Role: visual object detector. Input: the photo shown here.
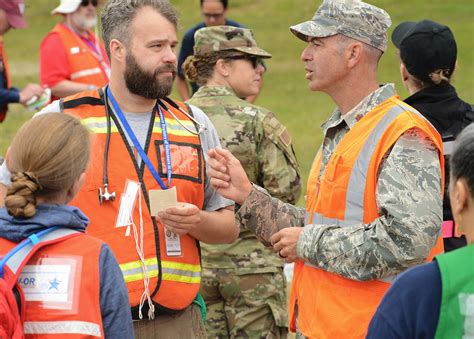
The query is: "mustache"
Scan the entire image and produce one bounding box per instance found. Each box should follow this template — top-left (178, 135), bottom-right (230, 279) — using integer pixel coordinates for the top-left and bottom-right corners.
top-left (155, 64), bottom-right (177, 76)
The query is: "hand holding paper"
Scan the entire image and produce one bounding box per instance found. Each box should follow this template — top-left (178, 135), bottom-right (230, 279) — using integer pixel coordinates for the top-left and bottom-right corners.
top-left (156, 202), bottom-right (201, 236)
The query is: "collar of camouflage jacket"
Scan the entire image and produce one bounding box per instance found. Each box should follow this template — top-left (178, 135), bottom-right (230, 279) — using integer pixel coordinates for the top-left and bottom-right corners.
top-left (321, 83), bottom-right (397, 133)
top-left (192, 85), bottom-right (237, 99)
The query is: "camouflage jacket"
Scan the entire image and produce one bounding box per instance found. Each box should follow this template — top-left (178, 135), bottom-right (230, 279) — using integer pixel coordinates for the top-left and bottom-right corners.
top-left (236, 84), bottom-right (443, 280)
top-left (188, 85), bottom-right (302, 272)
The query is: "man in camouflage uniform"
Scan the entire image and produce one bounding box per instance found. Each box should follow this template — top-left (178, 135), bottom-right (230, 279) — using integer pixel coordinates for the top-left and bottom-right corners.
top-left (206, 1), bottom-right (444, 338)
top-left (186, 26), bottom-right (301, 338)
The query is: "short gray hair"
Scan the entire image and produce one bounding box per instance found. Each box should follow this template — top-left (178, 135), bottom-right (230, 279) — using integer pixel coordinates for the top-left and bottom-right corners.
top-left (451, 124), bottom-right (474, 197)
top-left (336, 34), bottom-right (382, 68)
top-left (101, 0), bottom-right (178, 59)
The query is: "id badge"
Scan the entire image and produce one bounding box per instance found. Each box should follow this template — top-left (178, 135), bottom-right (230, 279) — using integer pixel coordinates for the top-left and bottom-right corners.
top-left (164, 228), bottom-right (182, 257)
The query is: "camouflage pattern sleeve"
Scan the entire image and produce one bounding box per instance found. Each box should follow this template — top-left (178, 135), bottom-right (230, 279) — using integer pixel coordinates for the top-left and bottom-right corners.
top-left (255, 111), bottom-right (302, 204)
top-left (297, 128), bottom-right (443, 281)
top-left (235, 184), bottom-right (306, 247)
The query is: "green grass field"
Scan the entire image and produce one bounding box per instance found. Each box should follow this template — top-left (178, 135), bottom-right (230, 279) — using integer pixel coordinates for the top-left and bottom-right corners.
top-left (1, 0), bottom-right (473, 206)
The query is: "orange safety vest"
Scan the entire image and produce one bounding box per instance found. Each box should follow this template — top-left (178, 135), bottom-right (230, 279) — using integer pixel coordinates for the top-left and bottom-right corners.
top-left (0, 36), bottom-right (12, 122)
top-left (61, 90), bottom-right (205, 316)
top-left (48, 23), bottom-right (109, 87)
top-left (0, 232), bottom-right (105, 338)
top-left (289, 96), bottom-right (445, 338)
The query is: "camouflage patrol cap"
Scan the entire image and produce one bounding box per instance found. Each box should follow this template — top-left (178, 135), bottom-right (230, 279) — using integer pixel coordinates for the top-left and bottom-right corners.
top-left (193, 25), bottom-right (272, 58)
top-left (290, 0), bottom-right (392, 52)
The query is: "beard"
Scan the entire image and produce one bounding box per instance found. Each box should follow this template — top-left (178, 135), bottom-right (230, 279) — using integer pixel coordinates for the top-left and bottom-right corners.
top-left (72, 14), bottom-right (97, 30)
top-left (124, 51), bottom-right (176, 100)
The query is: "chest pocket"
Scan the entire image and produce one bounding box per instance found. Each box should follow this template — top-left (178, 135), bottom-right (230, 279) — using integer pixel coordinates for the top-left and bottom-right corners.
top-left (154, 140), bottom-right (203, 184)
top-left (316, 153), bottom-right (353, 221)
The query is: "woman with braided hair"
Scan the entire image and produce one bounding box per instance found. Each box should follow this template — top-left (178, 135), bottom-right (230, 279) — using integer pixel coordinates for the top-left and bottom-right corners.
top-left (0, 113), bottom-right (134, 338)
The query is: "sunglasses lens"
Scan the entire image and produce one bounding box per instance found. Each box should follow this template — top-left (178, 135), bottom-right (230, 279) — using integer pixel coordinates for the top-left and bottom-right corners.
top-left (81, 0), bottom-right (98, 6)
top-left (251, 57), bottom-right (262, 69)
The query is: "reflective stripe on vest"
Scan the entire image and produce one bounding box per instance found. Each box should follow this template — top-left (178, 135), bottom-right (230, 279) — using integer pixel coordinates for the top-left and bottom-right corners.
top-left (71, 67), bottom-right (103, 80)
top-left (119, 258), bottom-right (201, 284)
top-left (344, 104), bottom-right (406, 222)
top-left (24, 321), bottom-right (101, 337)
top-left (81, 116), bottom-right (198, 136)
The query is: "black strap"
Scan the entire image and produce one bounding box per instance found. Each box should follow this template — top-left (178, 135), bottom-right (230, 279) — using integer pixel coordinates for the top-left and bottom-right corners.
top-left (62, 95), bottom-right (104, 109)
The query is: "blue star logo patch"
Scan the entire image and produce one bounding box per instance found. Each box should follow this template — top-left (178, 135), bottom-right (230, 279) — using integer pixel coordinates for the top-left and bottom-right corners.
top-left (49, 277), bottom-right (61, 291)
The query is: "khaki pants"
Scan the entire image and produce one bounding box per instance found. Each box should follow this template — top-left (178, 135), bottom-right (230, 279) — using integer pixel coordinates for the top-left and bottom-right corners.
top-left (133, 304), bottom-right (206, 339)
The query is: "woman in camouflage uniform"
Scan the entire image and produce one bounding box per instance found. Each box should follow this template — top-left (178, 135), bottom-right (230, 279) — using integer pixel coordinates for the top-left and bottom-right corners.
top-left (183, 25), bottom-right (301, 338)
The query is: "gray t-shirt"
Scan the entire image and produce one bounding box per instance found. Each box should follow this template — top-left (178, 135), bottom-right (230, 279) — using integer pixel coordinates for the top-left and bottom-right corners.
top-left (0, 100), bottom-right (232, 212)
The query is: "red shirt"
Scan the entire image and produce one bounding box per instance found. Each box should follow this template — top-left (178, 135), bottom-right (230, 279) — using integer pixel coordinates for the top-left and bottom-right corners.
top-left (40, 25), bottom-right (110, 88)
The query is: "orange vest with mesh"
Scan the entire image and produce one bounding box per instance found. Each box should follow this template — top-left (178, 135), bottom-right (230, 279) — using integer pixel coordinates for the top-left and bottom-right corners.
top-left (61, 90), bottom-right (205, 316)
top-left (289, 96), bottom-right (445, 338)
top-left (49, 24), bottom-right (109, 88)
top-left (0, 233), bottom-right (105, 338)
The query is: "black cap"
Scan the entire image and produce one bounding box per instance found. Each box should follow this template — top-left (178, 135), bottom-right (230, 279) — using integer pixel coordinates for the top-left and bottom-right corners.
top-left (391, 20), bottom-right (457, 83)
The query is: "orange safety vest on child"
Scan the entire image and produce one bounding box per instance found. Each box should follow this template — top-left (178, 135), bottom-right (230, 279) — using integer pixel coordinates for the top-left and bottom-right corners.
top-left (0, 232), bottom-right (105, 338)
top-left (289, 96), bottom-right (445, 338)
top-left (47, 24), bottom-right (110, 88)
top-left (0, 36), bottom-right (12, 122)
top-left (61, 89), bottom-right (205, 317)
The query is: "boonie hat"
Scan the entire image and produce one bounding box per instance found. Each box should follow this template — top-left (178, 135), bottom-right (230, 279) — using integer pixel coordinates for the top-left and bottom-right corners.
top-left (0, 0), bottom-right (27, 29)
top-left (194, 26), bottom-right (272, 58)
top-left (392, 20), bottom-right (457, 83)
top-left (51, 0), bottom-right (82, 15)
top-left (290, 0), bottom-right (392, 52)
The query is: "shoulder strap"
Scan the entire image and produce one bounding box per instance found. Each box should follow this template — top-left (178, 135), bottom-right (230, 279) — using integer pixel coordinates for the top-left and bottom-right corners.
top-left (0, 227), bottom-right (81, 288)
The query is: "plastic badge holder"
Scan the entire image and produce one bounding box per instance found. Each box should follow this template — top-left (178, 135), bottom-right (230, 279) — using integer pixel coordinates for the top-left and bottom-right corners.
top-left (26, 88), bottom-right (51, 112)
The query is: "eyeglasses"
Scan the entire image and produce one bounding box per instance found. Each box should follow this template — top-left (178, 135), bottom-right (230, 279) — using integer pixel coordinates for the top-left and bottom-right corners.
top-left (202, 12), bottom-right (225, 20)
top-left (225, 55), bottom-right (263, 69)
top-left (81, 0), bottom-right (99, 7)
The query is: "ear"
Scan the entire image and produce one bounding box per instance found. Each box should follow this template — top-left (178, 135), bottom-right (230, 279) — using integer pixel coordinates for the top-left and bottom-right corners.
top-left (109, 39), bottom-right (126, 63)
top-left (400, 62), bottom-right (409, 82)
top-left (346, 42), bottom-right (363, 68)
top-left (66, 172), bottom-right (87, 203)
top-left (450, 178), bottom-right (469, 223)
top-left (214, 58), bottom-right (232, 77)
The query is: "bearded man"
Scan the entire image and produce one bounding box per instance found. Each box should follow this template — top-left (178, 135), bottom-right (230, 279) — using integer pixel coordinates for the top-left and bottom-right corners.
top-left (40, 0), bottom-right (111, 100)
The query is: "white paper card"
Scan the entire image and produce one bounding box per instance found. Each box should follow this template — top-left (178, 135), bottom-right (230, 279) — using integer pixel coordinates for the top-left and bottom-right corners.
top-left (149, 187), bottom-right (178, 216)
top-left (149, 187), bottom-right (181, 256)
top-left (116, 180), bottom-right (140, 228)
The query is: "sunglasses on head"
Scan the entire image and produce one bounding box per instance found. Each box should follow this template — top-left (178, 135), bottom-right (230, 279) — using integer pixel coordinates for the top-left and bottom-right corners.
top-left (226, 55), bottom-right (263, 69)
top-left (81, 0), bottom-right (99, 7)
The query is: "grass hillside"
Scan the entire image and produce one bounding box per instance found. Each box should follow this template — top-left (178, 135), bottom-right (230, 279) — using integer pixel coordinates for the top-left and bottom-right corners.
top-left (1, 0), bottom-right (473, 206)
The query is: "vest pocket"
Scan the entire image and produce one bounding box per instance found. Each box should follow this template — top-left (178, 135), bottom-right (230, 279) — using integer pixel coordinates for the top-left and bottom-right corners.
top-left (154, 140), bottom-right (203, 184)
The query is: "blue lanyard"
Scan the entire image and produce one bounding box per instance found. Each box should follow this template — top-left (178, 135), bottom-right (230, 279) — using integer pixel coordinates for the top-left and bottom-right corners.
top-left (106, 86), bottom-right (172, 190)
